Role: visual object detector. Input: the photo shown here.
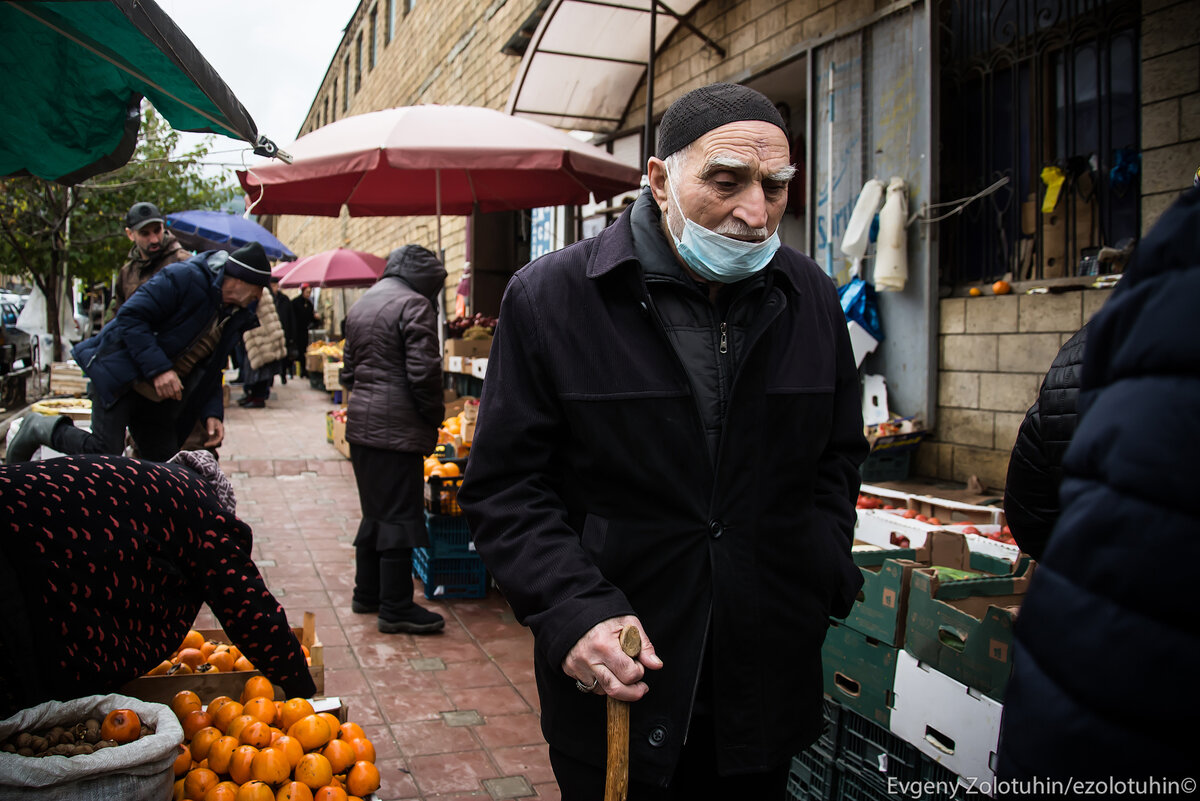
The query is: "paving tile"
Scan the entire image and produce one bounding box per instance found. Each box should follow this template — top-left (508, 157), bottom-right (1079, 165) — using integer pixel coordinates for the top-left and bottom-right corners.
top-left (377, 687), bottom-right (454, 724)
top-left (482, 775), bottom-right (536, 799)
top-left (474, 713), bottom-right (545, 750)
top-left (490, 745), bottom-right (555, 786)
top-left (390, 719), bottom-right (480, 757)
top-left (408, 749), bottom-right (499, 795)
top-left (446, 686), bottom-right (532, 717)
top-left (436, 659), bottom-right (508, 689)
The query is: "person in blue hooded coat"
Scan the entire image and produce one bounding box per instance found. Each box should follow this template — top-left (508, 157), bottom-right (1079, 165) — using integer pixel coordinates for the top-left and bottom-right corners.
top-left (996, 186), bottom-right (1200, 793)
top-left (5, 243), bottom-right (271, 464)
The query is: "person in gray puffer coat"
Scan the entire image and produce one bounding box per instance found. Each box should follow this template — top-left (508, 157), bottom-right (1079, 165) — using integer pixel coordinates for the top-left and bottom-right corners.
top-left (339, 244), bottom-right (447, 634)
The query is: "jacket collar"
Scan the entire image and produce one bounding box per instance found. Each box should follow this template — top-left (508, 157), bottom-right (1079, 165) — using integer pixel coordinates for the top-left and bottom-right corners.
top-left (585, 187), bottom-right (802, 296)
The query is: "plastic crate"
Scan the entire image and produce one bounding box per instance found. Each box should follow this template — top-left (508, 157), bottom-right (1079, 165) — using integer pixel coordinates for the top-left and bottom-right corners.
top-left (424, 474), bottom-right (463, 516)
top-left (787, 745), bottom-right (839, 801)
top-left (835, 763), bottom-right (907, 801)
top-left (425, 510), bottom-right (473, 558)
top-left (837, 707), bottom-right (922, 790)
top-left (816, 698), bottom-right (841, 754)
top-left (861, 449), bottom-right (912, 483)
top-left (412, 548), bottom-right (487, 599)
top-left (919, 755), bottom-right (989, 800)
top-left (308, 372), bottom-right (325, 390)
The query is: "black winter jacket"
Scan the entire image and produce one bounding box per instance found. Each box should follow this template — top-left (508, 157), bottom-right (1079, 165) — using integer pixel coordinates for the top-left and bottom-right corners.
top-left (997, 187), bottom-right (1200, 787)
top-left (1003, 325), bottom-right (1088, 560)
top-left (341, 245), bottom-right (446, 453)
top-left (458, 203), bottom-right (867, 784)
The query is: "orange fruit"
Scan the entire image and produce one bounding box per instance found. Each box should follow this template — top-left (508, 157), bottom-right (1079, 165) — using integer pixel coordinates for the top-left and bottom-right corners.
top-left (243, 696), bottom-right (277, 725)
top-left (206, 736), bottom-right (240, 775)
top-left (251, 746), bottom-right (291, 785)
top-left (438, 461), bottom-right (461, 477)
top-left (200, 640), bottom-right (219, 658)
top-left (280, 698), bottom-right (315, 731)
top-left (207, 695), bottom-right (235, 717)
top-left (275, 783), bottom-right (314, 801)
top-left (316, 713), bottom-right (341, 737)
top-left (968, 286), bottom-right (983, 296)
top-left (174, 744), bottom-right (193, 777)
top-left (288, 714), bottom-right (333, 752)
top-left (240, 719), bottom-right (274, 748)
top-left (183, 767), bottom-right (219, 800)
top-left (322, 738), bottom-right (356, 774)
top-left (226, 714), bottom-right (257, 741)
top-left (101, 708), bottom-right (142, 744)
top-left (228, 744), bottom-right (259, 785)
top-left (234, 656), bottom-right (256, 671)
top-left (347, 737), bottom-right (375, 764)
top-left (172, 690), bottom-right (204, 721)
top-left (270, 735), bottom-right (304, 768)
top-left (182, 709), bottom-right (214, 740)
top-left (337, 722), bottom-right (365, 742)
top-left (177, 647), bottom-right (206, 669)
top-left (147, 659), bottom-right (173, 676)
top-left (189, 727), bottom-right (223, 762)
top-left (313, 788), bottom-right (348, 801)
top-left (203, 782), bottom-right (239, 801)
top-left (241, 675), bottom-right (274, 703)
top-left (235, 782), bottom-right (275, 801)
top-left (423, 457), bottom-right (440, 477)
top-left (207, 650), bottom-right (236, 672)
top-left (345, 761), bottom-right (380, 797)
top-left (294, 752), bottom-right (334, 790)
top-left (212, 701), bottom-right (244, 733)
top-left (992, 279), bottom-right (1012, 295)
top-left (181, 629), bottom-right (205, 651)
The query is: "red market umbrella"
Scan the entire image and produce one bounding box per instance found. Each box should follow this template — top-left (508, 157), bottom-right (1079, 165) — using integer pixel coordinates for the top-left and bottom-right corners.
top-left (276, 248), bottom-right (385, 289)
top-left (235, 104), bottom-right (643, 252)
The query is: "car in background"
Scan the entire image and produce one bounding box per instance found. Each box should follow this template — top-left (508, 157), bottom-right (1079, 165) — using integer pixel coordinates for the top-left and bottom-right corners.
top-left (1, 300), bottom-right (33, 369)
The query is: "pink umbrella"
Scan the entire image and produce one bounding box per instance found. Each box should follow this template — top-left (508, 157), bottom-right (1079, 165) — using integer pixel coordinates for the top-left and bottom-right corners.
top-left (236, 105), bottom-right (643, 252)
top-left (276, 248), bottom-right (386, 289)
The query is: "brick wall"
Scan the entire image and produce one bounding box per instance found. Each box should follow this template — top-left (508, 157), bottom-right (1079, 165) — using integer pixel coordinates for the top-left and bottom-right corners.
top-left (916, 290), bottom-right (1112, 490)
top-left (1140, 0), bottom-right (1200, 229)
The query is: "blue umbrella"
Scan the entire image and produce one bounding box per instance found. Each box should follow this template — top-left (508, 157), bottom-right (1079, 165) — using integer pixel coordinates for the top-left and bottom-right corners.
top-left (166, 209), bottom-right (295, 261)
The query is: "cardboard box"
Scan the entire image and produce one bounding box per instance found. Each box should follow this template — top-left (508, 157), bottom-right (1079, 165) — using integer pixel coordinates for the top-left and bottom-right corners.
top-left (821, 619), bottom-right (898, 727)
top-left (843, 531), bottom-right (1017, 648)
top-left (460, 419), bottom-right (476, 444)
top-left (446, 354), bottom-right (464, 374)
top-left (470, 357), bottom-right (488, 379)
top-left (445, 336), bottom-right (492, 358)
top-left (48, 361), bottom-right (89, 397)
top-left (889, 649), bottom-right (1002, 786)
top-left (305, 352), bottom-right (326, 373)
top-left (323, 361), bottom-right (344, 392)
top-left (325, 410), bottom-right (336, 443)
top-left (222, 383), bottom-right (232, 407)
top-left (847, 320), bottom-right (880, 367)
top-left (120, 613), bottom-right (324, 704)
top-left (904, 561), bottom-right (1035, 702)
top-left (909, 495), bottom-right (1002, 526)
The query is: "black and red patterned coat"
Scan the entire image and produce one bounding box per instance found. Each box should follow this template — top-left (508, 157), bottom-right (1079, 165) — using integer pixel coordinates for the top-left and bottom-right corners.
top-left (0, 456), bottom-right (314, 716)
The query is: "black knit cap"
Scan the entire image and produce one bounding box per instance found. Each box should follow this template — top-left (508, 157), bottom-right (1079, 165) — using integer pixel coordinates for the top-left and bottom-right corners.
top-left (656, 83), bottom-right (788, 160)
top-left (224, 242), bottom-right (272, 287)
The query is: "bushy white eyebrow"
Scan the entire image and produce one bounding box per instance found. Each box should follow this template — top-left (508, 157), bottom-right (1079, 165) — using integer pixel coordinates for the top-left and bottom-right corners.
top-left (702, 156), bottom-right (797, 183)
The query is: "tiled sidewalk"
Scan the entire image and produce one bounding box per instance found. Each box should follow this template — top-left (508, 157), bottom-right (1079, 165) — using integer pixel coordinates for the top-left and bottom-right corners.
top-left (203, 376), bottom-right (558, 800)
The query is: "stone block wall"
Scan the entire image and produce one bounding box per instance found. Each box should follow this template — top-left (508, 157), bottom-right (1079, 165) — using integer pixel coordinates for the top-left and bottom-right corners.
top-left (915, 289), bottom-right (1112, 490)
top-left (1141, 0), bottom-right (1200, 229)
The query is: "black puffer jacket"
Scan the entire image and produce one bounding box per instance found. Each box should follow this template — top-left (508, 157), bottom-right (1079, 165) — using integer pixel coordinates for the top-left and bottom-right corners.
top-left (997, 186), bottom-right (1200, 787)
top-left (341, 245), bottom-right (446, 453)
top-left (1003, 325), bottom-right (1088, 560)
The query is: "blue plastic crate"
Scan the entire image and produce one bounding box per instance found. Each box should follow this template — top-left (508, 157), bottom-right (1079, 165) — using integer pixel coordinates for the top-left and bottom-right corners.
top-left (425, 510), bottom-right (473, 558)
top-left (787, 744), bottom-right (839, 801)
top-left (424, 474), bottom-right (463, 516)
top-left (412, 548), bottom-right (487, 599)
top-left (837, 707), bottom-right (922, 790)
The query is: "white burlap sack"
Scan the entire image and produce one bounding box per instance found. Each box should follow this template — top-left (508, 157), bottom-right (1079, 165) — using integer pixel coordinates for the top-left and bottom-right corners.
top-left (0, 694), bottom-right (182, 801)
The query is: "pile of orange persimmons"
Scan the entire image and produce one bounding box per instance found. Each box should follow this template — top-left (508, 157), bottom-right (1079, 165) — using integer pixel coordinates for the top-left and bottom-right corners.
top-left (146, 629), bottom-right (313, 678)
top-left (170, 676), bottom-right (379, 801)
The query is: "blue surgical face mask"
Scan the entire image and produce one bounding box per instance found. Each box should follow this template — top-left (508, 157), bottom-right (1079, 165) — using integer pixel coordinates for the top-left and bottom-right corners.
top-left (665, 168), bottom-right (782, 283)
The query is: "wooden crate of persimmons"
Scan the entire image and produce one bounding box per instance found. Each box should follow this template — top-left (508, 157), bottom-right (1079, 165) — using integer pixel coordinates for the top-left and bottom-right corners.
top-left (169, 675), bottom-right (380, 800)
top-left (121, 615), bottom-right (323, 706)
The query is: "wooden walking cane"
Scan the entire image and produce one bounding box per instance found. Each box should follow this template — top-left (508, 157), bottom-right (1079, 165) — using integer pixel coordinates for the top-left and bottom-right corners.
top-left (604, 625), bottom-right (643, 801)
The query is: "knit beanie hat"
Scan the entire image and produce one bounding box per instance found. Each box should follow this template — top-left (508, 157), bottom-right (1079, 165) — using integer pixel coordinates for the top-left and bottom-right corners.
top-left (656, 83), bottom-right (788, 160)
top-left (224, 241), bottom-right (272, 287)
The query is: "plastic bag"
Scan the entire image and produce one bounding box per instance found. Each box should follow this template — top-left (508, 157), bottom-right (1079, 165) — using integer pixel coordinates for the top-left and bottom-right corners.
top-left (838, 277), bottom-right (884, 342)
top-left (0, 694), bottom-right (181, 801)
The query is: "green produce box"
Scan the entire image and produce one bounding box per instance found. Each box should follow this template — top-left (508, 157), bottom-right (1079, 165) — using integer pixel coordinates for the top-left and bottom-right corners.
top-left (903, 562), bottom-right (1036, 702)
top-left (821, 620), bottom-right (897, 728)
top-left (843, 532), bottom-right (1019, 648)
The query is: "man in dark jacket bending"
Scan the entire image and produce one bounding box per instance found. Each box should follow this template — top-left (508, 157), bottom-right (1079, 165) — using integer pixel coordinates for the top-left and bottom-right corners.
top-left (6, 243), bottom-right (270, 463)
top-left (459, 84), bottom-right (867, 798)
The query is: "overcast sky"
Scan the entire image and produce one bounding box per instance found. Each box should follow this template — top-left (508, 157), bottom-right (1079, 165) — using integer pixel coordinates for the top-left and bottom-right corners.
top-left (159, 0), bottom-right (361, 183)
